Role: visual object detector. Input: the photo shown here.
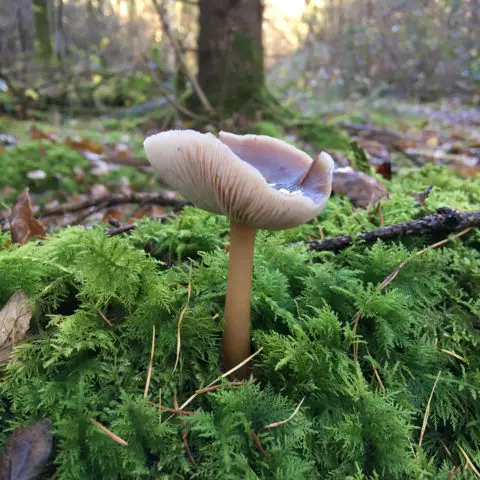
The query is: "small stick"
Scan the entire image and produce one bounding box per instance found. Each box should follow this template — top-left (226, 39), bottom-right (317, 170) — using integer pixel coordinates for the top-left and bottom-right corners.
top-left (195, 381), bottom-right (244, 395)
top-left (97, 310), bottom-right (112, 327)
top-left (263, 397), bottom-right (305, 430)
top-left (173, 264), bottom-right (193, 374)
top-left (365, 347), bottom-right (386, 393)
top-left (144, 326), bottom-right (156, 398)
top-left (174, 395), bottom-right (197, 467)
top-left (458, 445), bottom-right (480, 478)
top-left (147, 401), bottom-right (196, 415)
top-left (251, 431), bottom-right (270, 459)
top-left (418, 371), bottom-right (441, 448)
top-left (89, 418), bottom-right (128, 446)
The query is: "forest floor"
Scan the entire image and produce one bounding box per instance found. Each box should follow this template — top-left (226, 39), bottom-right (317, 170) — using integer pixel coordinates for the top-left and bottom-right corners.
top-left (1, 97), bottom-right (480, 479)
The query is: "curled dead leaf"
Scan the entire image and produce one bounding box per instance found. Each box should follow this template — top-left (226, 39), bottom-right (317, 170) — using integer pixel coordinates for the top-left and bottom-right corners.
top-left (0, 290), bottom-right (32, 365)
top-left (65, 136), bottom-right (103, 154)
top-left (10, 189), bottom-right (46, 245)
top-left (333, 167), bottom-right (388, 207)
top-left (29, 125), bottom-right (56, 143)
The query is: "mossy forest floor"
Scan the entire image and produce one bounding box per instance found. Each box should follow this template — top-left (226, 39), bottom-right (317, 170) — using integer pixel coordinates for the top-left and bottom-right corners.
top-left (0, 100), bottom-right (480, 479)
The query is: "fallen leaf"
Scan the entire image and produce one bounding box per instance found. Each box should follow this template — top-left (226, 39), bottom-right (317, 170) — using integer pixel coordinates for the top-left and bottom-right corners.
top-left (65, 136), bottom-right (103, 154)
top-left (90, 184), bottom-right (109, 200)
top-left (29, 125), bottom-right (56, 143)
top-left (333, 167), bottom-right (388, 207)
top-left (0, 419), bottom-right (53, 479)
top-left (0, 290), bottom-right (32, 365)
top-left (10, 189), bottom-right (46, 245)
top-left (102, 208), bottom-right (123, 224)
top-left (375, 162), bottom-right (392, 180)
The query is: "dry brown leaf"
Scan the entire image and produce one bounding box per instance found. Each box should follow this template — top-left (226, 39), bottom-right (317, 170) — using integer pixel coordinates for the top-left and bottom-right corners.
top-left (29, 125), bottom-right (56, 143)
top-left (10, 189), bottom-right (46, 245)
top-left (0, 290), bottom-right (32, 365)
top-left (65, 136), bottom-right (104, 154)
top-left (102, 208), bottom-right (124, 224)
top-left (0, 418), bottom-right (52, 479)
top-left (333, 167), bottom-right (388, 207)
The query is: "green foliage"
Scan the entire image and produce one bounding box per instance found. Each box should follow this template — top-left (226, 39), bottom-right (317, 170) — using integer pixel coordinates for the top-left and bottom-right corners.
top-left (0, 141), bottom-right (90, 196)
top-left (1, 164), bottom-right (479, 478)
top-left (251, 121), bottom-right (284, 139)
top-left (298, 122), bottom-right (351, 152)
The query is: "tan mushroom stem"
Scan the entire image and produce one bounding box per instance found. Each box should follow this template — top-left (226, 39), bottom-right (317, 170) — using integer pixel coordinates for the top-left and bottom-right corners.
top-left (222, 222), bottom-right (257, 379)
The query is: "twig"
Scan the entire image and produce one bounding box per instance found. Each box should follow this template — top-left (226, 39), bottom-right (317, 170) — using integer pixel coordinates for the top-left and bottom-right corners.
top-left (148, 63), bottom-right (207, 122)
top-left (97, 310), bottom-right (112, 327)
top-left (365, 347), bottom-right (386, 393)
top-left (251, 431), bottom-right (270, 459)
top-left (151, 0), bottom-right (215, 116)
top-left (195, 381), bottom-right (244, 394)
top-left (173, 264), bottom-right (193, 374)
top-left (458, 445), bottom-right (480, 478)
top-left (89, 418), bottom-right (128, 446)
top-left (353, 227), bottom-right (472, 361)
top-left (34, 192), bottom-right (187, 219)
top-left (147, 401), bottom-right (196, 415)
top-left (379, 227), bottom-right (472, 290)
top-left (170, 349), bottom-right (263, 420)
top-left (173, 395), bottom-right (197, 467)
top-left (304, 208), bottom-right (480, 252)
top-left (418, 371), bottom-right (441, 448)
top-left (144, 326), bottom-right (156, 398)
top-left (263, 397), bottom-right (305, 430)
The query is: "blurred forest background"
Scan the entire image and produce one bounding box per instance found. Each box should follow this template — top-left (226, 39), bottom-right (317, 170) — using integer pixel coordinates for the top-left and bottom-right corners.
top-left (0, 0), bottom-right (478, 118)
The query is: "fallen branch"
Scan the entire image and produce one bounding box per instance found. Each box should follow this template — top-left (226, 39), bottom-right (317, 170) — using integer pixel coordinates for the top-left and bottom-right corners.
top-left (151, 0), bottom-right (215, 116)
top-left (36, 192), bottom-right (188, 219)
top-left (304, 208), bottom-right (480, 252)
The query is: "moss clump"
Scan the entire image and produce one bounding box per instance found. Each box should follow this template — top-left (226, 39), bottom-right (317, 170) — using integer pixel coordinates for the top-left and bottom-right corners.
top-left (0, 141), bottom-right (90, 197)
top-left (298, 122), bottom-right (352, 152)
top-left (0, 165), bottom-right (479, 478)
top-left (251, 121), bottom-right (284, 139)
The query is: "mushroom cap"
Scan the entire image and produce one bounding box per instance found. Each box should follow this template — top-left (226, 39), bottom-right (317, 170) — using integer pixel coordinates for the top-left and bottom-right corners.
top-left (144, 130), bottom-right (333, 230)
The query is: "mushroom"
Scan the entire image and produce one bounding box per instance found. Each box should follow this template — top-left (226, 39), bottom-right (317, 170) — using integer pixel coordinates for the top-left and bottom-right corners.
top-left (144, 130), bottom-right (334, 378)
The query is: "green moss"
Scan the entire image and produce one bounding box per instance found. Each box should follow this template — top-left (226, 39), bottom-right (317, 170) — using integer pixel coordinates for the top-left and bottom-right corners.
top-left (0, 165), bottom-right (479, 478)
top-left (298, 123), bottom-right (352, 152)
top-left (0, 141), bottom-right (90, 197)
top-left (251, 121), bottom-right (284, 138)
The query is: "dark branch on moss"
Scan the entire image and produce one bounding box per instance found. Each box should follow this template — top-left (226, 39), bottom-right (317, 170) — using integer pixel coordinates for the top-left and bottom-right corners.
top-left (304, 208), bottom-right (480, 252)
top-left (37, 192), bottom-right (189, 218)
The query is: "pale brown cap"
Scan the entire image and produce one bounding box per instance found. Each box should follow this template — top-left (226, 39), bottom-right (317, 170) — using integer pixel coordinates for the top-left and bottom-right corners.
top-left (144, 130), bottom-right (333, 230)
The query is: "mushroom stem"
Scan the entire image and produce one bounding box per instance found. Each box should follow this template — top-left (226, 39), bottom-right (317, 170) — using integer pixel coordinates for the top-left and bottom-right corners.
top-left (223, 222), bottom-right (256, 379)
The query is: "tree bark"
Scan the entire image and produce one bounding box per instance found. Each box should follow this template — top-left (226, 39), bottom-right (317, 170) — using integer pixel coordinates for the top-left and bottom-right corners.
top-left (33, 0), bottom-right (53, 61)
top-left (197, 0), bottom-right (264, 115)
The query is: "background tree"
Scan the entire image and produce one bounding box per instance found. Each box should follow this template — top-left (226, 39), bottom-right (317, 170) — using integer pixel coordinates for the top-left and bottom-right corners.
top-left (33, 0), bottom-right (53, 61)
top-left (197, 0), bottom-right (264, 114)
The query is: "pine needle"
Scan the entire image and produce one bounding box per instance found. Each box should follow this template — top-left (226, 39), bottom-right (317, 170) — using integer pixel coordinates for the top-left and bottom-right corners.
top-left (418, 371), bottom-right (441, 448)
top-left (170, 348), bottom-right (263, 419)
top-left (440, 349), bottom-right (467, 363)
top-left (355, 227), bottom-right (472, 361)
top-left (365, 347), bottom-right (386, 393)
top-left (89, 418), bottom-right (128, 446)
top-left (144, 325), bottom-right (156, 398)
top-left (458, 445), bottom-right (480, 478)
top-left (263, 397), bottom-right (305, 430)
top-left (173, 264), bottom-right (192, 374)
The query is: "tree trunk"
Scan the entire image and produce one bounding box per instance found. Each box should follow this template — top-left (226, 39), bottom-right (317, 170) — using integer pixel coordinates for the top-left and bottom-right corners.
top-left (33, 0), bottom-right (53, 61)
top-left (197, 0), bottom-right (264, 115)
top-left (17, 0), bottom-right (35, 54)
top-left (54, 0), bottom-right (67, 60)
